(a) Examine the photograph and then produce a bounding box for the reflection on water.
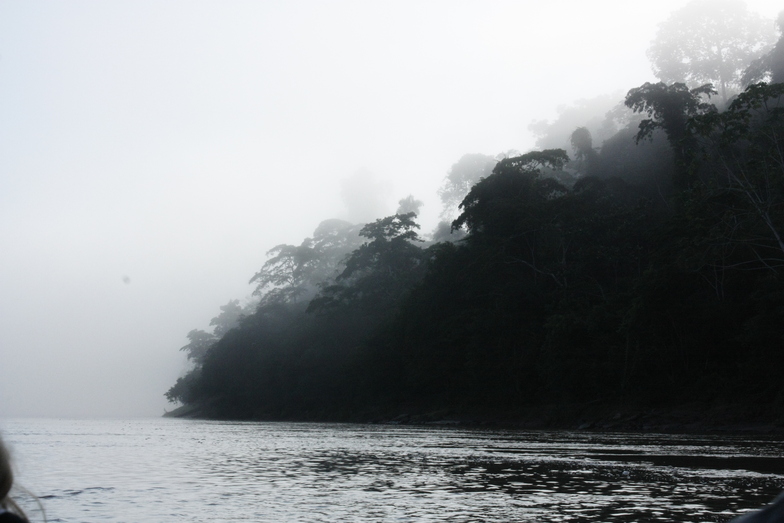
[1,418,782,522]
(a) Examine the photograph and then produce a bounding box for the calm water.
[1,418,783,522]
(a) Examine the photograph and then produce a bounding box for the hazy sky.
[1,0,781,418]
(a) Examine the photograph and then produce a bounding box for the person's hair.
[0,436,29,521]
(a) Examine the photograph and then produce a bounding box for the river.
[1,418,782,522]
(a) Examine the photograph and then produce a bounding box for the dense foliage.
[167,18,784,421]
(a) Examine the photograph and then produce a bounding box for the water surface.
[2,418,782,522]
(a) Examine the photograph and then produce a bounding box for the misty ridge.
[165,1,784,428]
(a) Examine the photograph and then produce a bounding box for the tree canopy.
[165,33,784,428]
[743,11,784,85]
[647,0,775,101]
[437,153,497,219]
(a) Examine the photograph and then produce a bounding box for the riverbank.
[164,400,784,435]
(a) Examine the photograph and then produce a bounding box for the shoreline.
[164,401,784,436]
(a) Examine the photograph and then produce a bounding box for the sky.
[1,0,782,418]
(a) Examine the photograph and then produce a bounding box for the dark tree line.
[167,17,784,421]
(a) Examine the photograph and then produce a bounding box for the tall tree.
[570,127,599,176]
[689,82,784,271]
[647,0,775,102]
[179,329,218,365]
[743,11,784,85]
[438,154,497,219]
[452,149,570,236]
[210,300,244,338]
[452,150,574,288]
[625,81,717,188]
[249,219,363,305]
[396,195,424,216]
[308,212,426,313]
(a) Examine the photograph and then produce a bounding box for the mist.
[1,0,781,418]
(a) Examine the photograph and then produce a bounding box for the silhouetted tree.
[570,127,599,176]
[743,11,784,85]
[308,212,426,313]
[210,300,244,337]
[438,153,497,219]
[179,329,217,365]
[250,219,362,305]
[688,82,784,272]
[453,149,570,235]
[625,81,717,188]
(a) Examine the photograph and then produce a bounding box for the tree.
[688,82,784,272]
[743,11,784,85]
[452,150,572,288]
[570,127,599,176]
[249,219,363,305]
[396,195,423,216]
[166,299,249,404]
[430,220,466,244]
[179,329,217,365]
[452,149,570,236]
[528,93,626,151]
[340,212,423,279]
[250,243,321,304]
[210,300,244,337]
[307,212,426,313]
[625,81,717,188]
[450,149,644,293]
[437,153,497,219]
[165,371,201,404]
[647,0,775,102]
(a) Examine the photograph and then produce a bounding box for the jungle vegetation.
[166,3,784,422]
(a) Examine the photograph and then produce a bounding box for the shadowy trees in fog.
[167,6,784,421]
[165,299,250,405]
[744,12,784,85]
[647,0,775,102]
[437,153,497,220]
[249,219,364,307]
[625,81,718,188]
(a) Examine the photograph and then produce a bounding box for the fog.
[0,0,780,418]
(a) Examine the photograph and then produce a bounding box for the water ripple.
[1,419,782,522]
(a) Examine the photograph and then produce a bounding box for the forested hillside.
[166,4,784,426]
